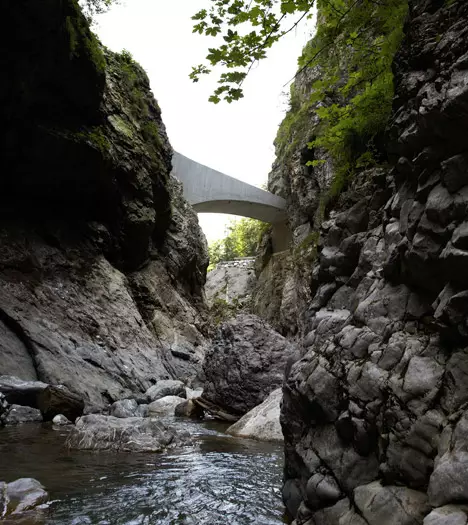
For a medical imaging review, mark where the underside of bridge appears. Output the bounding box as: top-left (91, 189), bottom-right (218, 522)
top-left (171, 152), bottom-right (287, 224)
top-left (171, 152), bottom-right (291, 252)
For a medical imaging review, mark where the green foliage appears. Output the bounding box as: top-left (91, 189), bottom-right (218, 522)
top-left (191, 0), bottom-right (316, 102)
top-left (65, 3), bottom-right (106, 73)
top-left (191, 0), bottom-right (407, 120)
top-left (276, 0), bottom-right (407, 199)
top-left (111, 50), bottom-right (163, 159)
top-left (209, 298), bottom-right (243, 324)
top-left (79, 0), bottom-right (117, 21)
top-left (208, 217), bottom-right (268, 268)
top-left (74, 126), bottom-right (110, 153)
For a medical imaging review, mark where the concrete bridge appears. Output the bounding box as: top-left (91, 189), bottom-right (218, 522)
top-left (171, 152), bottom-right (287, 224)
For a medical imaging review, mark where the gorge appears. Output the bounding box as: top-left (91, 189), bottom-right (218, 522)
top-left (2, 0), bottom-right (468, 524)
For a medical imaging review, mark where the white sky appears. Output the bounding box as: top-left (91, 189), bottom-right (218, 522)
top-left (96, 0), bottom-right (313, 242)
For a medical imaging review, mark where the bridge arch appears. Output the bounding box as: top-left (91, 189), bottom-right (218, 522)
top-left (171, 152), bottom-right (287, 224)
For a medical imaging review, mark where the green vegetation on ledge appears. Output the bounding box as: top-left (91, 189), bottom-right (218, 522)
top-left (276, 0), bottom-right (408, 196)
top-left (65, 1), bottom-right (106, 73)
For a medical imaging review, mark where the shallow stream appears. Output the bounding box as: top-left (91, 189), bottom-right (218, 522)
top-left (0, 419), bottom-right (285, 524)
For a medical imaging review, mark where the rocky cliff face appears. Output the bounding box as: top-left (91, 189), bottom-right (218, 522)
top-left (273, 0), bottom-right (468, 522)
top-left (0, 0), bottom-right (209, 410)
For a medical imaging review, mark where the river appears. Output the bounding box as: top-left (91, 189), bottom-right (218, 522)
top-left (0, 418), bottom-right (285, 524)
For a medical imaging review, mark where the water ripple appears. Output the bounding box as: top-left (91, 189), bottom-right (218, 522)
top-left (0, 419), bottom-right (285, 525)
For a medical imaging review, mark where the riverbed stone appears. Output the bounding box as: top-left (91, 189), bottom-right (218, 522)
top-left (4, 405), bottom-right (43, 425)
top-left (226, 388), bottom-right (283, 441)
top-left (37, 384), bottom-right (84, 422)
top-left (0, 376), bottom-right (48, 407)
top-left (147, 396), bottom-right (186, 416)
top-left (423, 506), bottom-right (468, 525)
top-left (202, 314), bottom-right (297, 416)
top-left (52, 414), bottom-right (72, 426)
top-left (145, 380), bottom-right (186, 402)
top-left (5, 478), bottom-right (48, 515)
top-left (67, 415), bottom-right (188, 452)
top-left (109, 399), bottom-right (140, 418)
top-left (174, 399), bottom-right (204, 418)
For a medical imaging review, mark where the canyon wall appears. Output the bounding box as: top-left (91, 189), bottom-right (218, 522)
top-left (0, 0), bottom-right (209, 410)
top-left (265, 0), bottom-right (468, 522)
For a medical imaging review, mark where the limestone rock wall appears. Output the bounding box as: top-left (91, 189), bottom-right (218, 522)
top-left (274, 0), bottom-right (468, 522)
top-left (0, 0), bottom-right (209, 409)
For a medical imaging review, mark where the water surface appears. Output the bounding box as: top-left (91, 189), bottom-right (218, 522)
top-left (0, 418), bottom-right (285, 524)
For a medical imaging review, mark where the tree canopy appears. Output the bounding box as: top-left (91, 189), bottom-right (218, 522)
top-left (79, 0), bottom-right (116, 20)
top-left (191, 0), bottom-right (407, 105)
top-left (208, 218), bottom-right (268, 269)
top-left (190, 0), bottom-right (316, 103)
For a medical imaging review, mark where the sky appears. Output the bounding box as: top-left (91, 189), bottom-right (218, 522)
top-left (95, 0), bottom-right (313, 242)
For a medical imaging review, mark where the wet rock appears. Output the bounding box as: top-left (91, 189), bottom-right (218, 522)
top-left (174, 399), bottom-right (204, 418)
top-left (226, 388), bottom-right (283, 442)
top-left (0, 393), bottom-right (8, 425)
top-left (145, 380), bottom-right (186, 402)
top-left (109, 399), bottom-right (140, 418)
top-left (37, 385), bottom-right (84, 422)
top-left (202, 314), bottom-right (297, 416)
top-left (147, 396), bottom-right (186, 416)
top-left (0, 376), bottom-right (84, 422)
top-left (3, 405), bottom-right (43, 425)
top-left (5, 478), bottom-right (48, 515)
top-left (0, 376), bottom-right (47, 407)
top-left (67, 415), bottom-right (188, 452)
top-left (52, 414), bottom-right (72, 426)
top-left (0, 481), bottom-right (6, 517)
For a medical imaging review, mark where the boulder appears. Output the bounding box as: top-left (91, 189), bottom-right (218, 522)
top-left (305, 473), bottom-right (341, 509)
top-left (52, 414), bottom-right (72, 426)
top-left (3, 405), bottom-right (43, 425)
top-left (226, 388), bottom-right (283, 441)
top-left (202, 314), bottom-right (297, 416)
top-left (145, 380), bottom-right (186, 402)
top-left (37, 385), bottom-right (84, 422)
top-left (424, 506), bottom-right (468, 525)
top-left (109, 399), bottom-right (140, 418)
top-left (147, 396), bottom-right (186, 416)
top-left (429, 411), bottom-right (468, 506)
top-left (0, 376), bottom-right (47, 407)
top-left (4, 478), bottom-right (48, 515)
top-left (0, 376), bottom-right (84, 422)
top-left (354, 481), bottom-right (430, 525)
top-left (174, 399), bottom-right (204, 418)
top-left (185, 387), bottom-right (203, 400)
top-left (67, 415), bottom-right (188, 452)
top-left (0, 392), bottom-right (8, 424)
